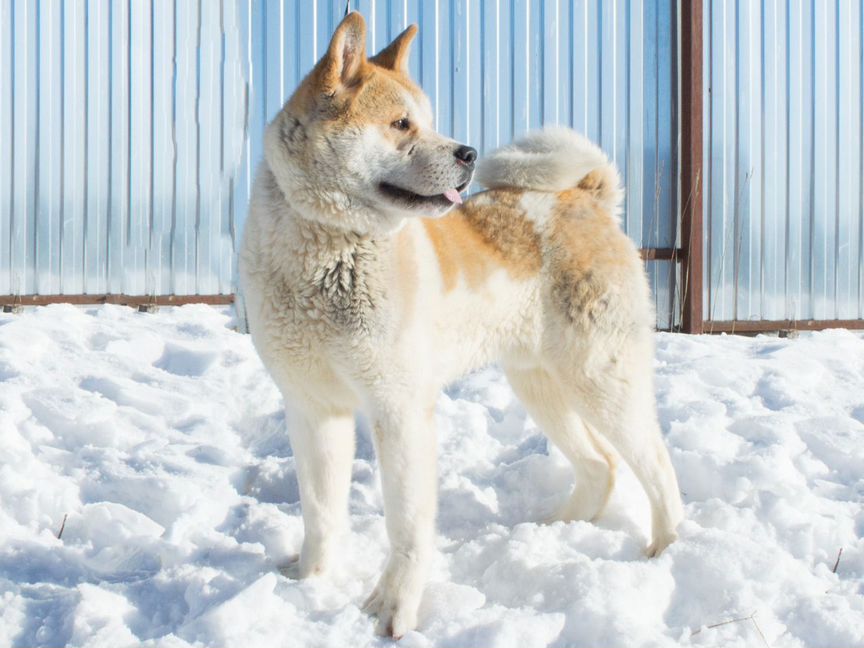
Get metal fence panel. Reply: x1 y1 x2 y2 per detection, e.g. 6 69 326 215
1 0 678 327
704 0 864 323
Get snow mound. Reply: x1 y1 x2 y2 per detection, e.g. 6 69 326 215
1 305 862 647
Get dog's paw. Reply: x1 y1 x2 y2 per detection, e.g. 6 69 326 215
543 499 600 525
362 555 425 639
278 554 302 579
278 538 333 579
542 490 608 525
645 531 678 558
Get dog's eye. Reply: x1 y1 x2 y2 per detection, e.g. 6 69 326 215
391 117 411 131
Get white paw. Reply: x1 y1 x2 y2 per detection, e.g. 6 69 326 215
543 489 608 524
645 531 678 558
278 537 333 579
362 554 426 639
277 553 302 579
544 501 597 524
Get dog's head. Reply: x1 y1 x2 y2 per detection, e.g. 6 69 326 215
264 12 476 235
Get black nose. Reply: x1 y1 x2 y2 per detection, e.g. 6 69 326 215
454 145 477 166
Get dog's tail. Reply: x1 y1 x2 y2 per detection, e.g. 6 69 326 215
474 127 623 215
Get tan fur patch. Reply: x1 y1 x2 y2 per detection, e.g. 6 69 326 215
348 67 419 121
576 170 606 194
287 57 424 128
547 190 643 325
423 189 542 291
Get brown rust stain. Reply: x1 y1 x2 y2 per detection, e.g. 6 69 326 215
423 189 542 292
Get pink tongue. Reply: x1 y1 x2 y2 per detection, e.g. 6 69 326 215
443 188 463 205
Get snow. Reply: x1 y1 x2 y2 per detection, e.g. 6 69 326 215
1 304 863 648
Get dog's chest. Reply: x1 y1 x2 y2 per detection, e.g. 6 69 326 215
311 245 379 331
271 237 391 350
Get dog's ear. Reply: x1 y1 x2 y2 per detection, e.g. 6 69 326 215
370 24 418 74
319 12 367 92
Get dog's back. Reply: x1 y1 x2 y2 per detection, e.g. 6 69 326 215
416 127 653 362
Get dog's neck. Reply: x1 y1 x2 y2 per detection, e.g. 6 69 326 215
256 167 389 285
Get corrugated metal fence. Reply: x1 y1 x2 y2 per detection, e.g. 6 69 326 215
0 0 679 327
703 0 864 324
0 0 247 297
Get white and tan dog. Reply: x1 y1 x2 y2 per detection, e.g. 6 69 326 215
239 12 683 638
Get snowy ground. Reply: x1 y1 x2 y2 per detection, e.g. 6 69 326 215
1 304 863 648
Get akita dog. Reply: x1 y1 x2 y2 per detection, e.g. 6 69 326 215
240 12 683 638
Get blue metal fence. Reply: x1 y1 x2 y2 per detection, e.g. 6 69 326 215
703 0 864 323
0 1 677 326
0 0 248 297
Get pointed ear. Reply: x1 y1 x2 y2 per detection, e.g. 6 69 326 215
319 12 367 91
370 24 418 74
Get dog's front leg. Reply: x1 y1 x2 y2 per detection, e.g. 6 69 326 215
284 406 356 578
364 405 437 638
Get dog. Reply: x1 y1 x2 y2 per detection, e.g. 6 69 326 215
239 12 683 638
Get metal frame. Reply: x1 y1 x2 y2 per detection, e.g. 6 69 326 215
679 0 704 334
706 320 864 334
1 294 234 308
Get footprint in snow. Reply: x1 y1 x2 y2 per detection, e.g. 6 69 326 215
153 342 219 377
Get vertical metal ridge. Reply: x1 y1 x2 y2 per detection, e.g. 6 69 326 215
448 0 454 138
538 0 544 123
860 0 864 318
33 0 41 292
8 0 15 291
106 0 113 293
567 0 573 127
220 0 226 205
148 0 155 245
732 0 740 322
82 0 90 291
125 0 131 251
758 0 766 317
194 0 202 292
6 0 14 290
807 0 815 314
706 0 712 322
832 1 840 318
597 2 603 139
170 0 178 290
479 0 485 153
784 0 791 316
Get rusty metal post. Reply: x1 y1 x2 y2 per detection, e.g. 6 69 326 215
680 0 704 334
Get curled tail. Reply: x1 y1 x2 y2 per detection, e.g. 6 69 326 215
475 127 623 216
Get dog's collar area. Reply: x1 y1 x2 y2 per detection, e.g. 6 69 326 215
378 179 469 207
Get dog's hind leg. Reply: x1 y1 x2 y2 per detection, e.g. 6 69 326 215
285 406 356 578
565 355 684 556
504 366 617 524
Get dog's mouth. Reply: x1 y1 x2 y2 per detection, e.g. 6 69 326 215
378 179 471 208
